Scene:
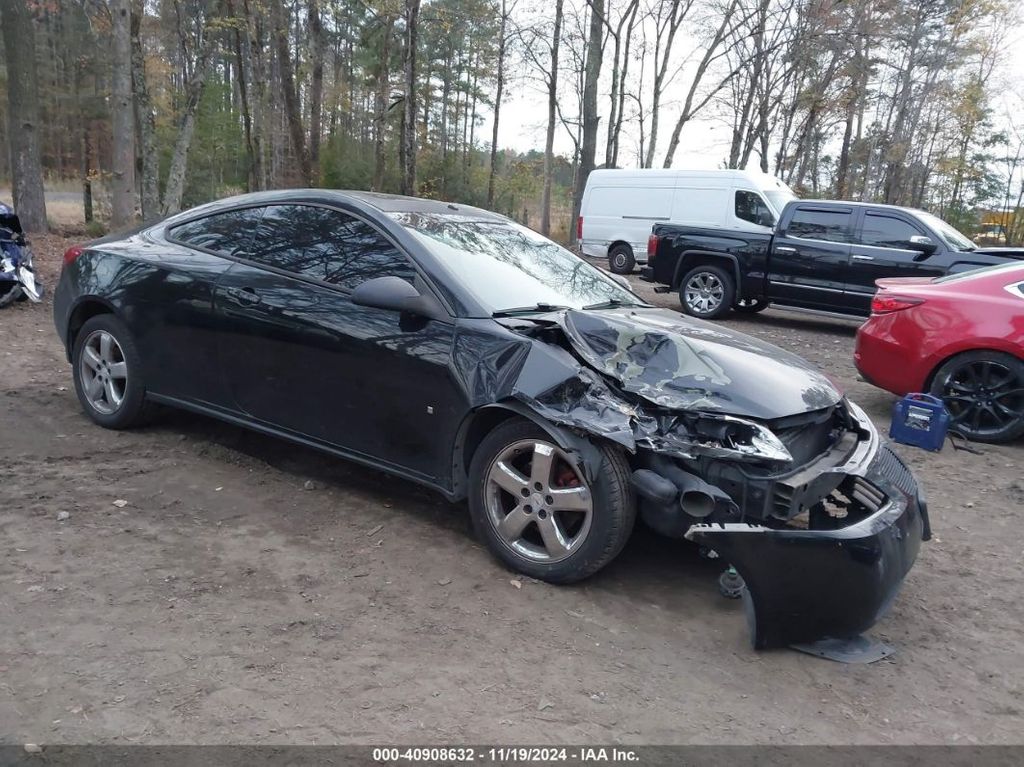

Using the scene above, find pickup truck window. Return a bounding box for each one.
[787,208,852,243]
[860,213,923,250]
[735,191,774,227]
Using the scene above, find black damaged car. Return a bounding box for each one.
[53,190,929,649]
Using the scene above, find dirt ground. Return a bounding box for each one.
[1,235,1022,746]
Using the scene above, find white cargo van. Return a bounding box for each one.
[578,169,797,273]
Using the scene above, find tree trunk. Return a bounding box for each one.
[270,0,311,185]
[541,0,564,236]
[243,0,267,190]
[308,0,324,183]
[130,0,159,220]
[161,19,216,215]
[572,0,603,243]
[372,16,396,192]
[399,0,421,196]
[0,0,47,231]
[487,0,508,208]
[110,0,136,227]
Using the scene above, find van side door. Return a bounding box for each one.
[767,204,853,310]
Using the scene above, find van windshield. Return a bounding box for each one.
[764,190,796,215]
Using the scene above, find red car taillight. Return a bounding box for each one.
[647,234,659,264]
[871,294,924,314]
[576,216,583,241]
[62,244,84,267]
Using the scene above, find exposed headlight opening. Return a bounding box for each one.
[689,414,793,464]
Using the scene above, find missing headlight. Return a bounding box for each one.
[689,414,793,464]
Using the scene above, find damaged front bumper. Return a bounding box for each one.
[683,414,930,649]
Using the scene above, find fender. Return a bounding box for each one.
[671,249,743,290]
[450,401,607,501]
[61,294,122,360]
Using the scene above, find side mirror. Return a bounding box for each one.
[351,276,440,319]
[909,235,937,256]
[757,211,775,228]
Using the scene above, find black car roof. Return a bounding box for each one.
[164,189,506,225]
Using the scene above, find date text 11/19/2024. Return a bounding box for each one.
[373,746,640,762]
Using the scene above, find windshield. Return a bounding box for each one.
[390,213,643,315]
[918,211,977,252]
[763,190,796,216]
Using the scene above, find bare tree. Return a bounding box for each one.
[541,0,564,235]
[571,0,604,241]
[0,0,47,231]
[110,0,136,227]
[399,0,421,195]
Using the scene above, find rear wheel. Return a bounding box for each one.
[608,244,635,275]
[72,314,151,429]
[468,418,636,583]
[733,297,769,314]
[678,264,735,320]
[929,351,1024,443]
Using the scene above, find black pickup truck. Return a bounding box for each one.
[642,199,1024,319]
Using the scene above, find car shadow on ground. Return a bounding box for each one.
[148,406,727,601]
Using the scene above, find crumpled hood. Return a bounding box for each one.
[558,307,842,420]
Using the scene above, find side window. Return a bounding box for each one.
[169,207,263,256]
[786,208,852,243]
[735,191,774,227]
[860,213,924,250]
[247,204,417,290]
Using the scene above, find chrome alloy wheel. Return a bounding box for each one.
[684,272,725,314]
[79,329,128,415]
[484,439,593,563]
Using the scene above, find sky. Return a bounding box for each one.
[487,16,1024,175]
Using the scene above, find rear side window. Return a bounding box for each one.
[860,213,923,249]
[169,208,263,256]
[247,204,417,290]
[735,191,775,227]
[786,208,852,243]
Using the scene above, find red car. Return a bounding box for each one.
[855,262,1024,443]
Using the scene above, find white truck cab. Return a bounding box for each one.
[578,168,797,273]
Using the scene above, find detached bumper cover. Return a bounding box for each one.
[687,438,929,649]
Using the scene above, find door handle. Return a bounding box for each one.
[226,286,261,305]
[851,254,875,261]
[774,245,797,254]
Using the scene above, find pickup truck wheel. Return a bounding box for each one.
[734,297,769,314]
[929,351,1024,443]
[608,245,635,275]
[678,265,735,320]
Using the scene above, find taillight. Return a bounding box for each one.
[576,216,583,241]
[647,234,659,262]
[62,244,84,267]
[871,293,924,314]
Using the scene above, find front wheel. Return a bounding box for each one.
[468,418,636,584]
[929,351,1024,443]
[608,244,635,275]
[678,264,736,320]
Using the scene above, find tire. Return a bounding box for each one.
[0,282,21,308]
[929,350,1024,443]
[72,314,150,429]
[733,297,769,314]
[608,244,635,275]
[468,418,636,584]
[678,264,736,320]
